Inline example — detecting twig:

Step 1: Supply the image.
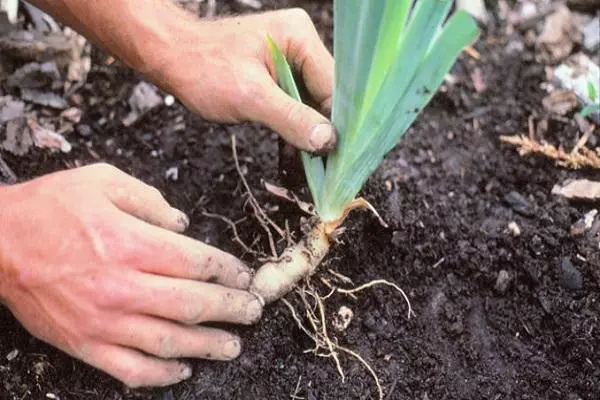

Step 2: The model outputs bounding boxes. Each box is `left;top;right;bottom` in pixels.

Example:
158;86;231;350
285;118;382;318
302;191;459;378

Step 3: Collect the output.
327;269;355;285
290;376;304;400
201;211;259;256
337;279;414;319
571;125;595;155
205;0;216;17
0;153;17;184
231;134;286;258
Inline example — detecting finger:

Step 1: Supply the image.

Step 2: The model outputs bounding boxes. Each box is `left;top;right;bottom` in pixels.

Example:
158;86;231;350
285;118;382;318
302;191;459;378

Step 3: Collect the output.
106;172;189;233
132;272;263;326
253;78;336;155
133;219;252;289
286;24;334;110
108;314;242;361
82;342;191;388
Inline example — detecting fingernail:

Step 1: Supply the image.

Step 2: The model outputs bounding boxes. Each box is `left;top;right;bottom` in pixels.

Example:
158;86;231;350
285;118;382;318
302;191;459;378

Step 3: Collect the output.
180;364;192;380
174;208;190;230
309;124;336;154
236;270;251;289
222;339;242;359
245;298;263;323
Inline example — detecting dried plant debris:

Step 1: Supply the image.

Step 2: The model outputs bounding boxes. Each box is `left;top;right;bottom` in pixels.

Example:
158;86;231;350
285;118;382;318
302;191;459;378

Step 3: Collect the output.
0;30;72;62
20;88;68;109
122;81;163;126
570;209;598;237
5;61;62;89
542;89;578;115
1;118;33;156
500;135;600;169
552;179;600;201
27;120;72;153
553;53;600;123
0;96;25;123
538;5;582;63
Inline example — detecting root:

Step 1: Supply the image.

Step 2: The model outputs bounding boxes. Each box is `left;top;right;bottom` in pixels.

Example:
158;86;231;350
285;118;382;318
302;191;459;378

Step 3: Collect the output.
250;223;330;304
282;277;415;400
201;211;261;257
337;279;415;319
231;134;285;258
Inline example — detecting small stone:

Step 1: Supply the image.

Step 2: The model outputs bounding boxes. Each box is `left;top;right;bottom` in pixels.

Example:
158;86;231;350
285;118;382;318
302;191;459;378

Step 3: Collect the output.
559;258;582;290
164;95;175;106
332;306;354;332
6;349;18;361
583;17;600;52
495;270;511;293
507;221;521;237
570;209;597;237
165;166;179;181
504;191;534;216
76;124;93;137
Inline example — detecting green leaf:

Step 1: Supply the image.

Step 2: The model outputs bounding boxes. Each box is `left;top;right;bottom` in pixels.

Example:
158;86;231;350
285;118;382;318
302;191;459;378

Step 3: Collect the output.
580;104;600;118
266;35;325;212
320;1;479;221
588;80;598;102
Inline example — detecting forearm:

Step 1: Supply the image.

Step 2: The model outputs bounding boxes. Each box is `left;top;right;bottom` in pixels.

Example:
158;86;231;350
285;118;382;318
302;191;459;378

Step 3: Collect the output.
28;0;198;78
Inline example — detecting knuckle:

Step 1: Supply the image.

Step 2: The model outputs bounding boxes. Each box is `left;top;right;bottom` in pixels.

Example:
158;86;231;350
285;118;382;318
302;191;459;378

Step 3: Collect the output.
283;101;309;129
88;162;122;178
181;301;208;325
286;8;312;26
156;334;178;358
147;185;166;204
237;77;267;108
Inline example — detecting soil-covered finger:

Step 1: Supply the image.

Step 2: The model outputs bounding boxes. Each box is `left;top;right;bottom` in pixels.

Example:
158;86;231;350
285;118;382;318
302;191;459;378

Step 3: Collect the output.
132;273;263;325
106;315;242;361
81;342;191;388
136;222;252;289
106;171;189;233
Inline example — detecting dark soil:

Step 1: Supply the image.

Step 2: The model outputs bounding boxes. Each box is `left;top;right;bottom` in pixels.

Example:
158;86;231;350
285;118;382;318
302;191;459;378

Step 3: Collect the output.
1;1;599;399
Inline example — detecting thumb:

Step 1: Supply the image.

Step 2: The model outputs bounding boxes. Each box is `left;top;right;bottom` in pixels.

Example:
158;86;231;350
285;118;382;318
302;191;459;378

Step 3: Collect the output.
253;81;337;155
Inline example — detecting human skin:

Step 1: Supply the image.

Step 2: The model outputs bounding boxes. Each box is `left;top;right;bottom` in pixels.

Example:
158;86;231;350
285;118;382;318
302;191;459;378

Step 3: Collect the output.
0;0;334;389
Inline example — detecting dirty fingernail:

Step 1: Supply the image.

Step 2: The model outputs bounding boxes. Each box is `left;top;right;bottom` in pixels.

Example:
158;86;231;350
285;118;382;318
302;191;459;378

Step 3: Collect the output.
174;208;190;230
236;270;251;289
222;339;242;359
179;364;192;380
309;124;336;153
245;298;263;323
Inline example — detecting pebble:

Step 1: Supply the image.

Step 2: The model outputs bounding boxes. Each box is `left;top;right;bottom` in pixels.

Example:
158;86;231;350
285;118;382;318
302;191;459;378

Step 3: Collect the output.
5;349;18;361
570;209;597;237
507;221;521;236
165;166;179;182
494;270;511;293
504;191;534;216
76;124;93;137
583;17;600;52
559;258;582;291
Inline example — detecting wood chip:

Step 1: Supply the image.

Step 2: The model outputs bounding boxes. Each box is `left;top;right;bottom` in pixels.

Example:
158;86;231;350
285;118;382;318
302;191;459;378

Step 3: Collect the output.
552;179;600;201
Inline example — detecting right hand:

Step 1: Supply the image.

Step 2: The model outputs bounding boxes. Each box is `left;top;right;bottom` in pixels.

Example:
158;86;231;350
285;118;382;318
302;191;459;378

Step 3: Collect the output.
0;163;262;388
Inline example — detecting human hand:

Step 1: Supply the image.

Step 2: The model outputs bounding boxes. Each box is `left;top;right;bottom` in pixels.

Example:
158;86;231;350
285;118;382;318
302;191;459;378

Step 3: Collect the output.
0;163;262;388
154;8;336;154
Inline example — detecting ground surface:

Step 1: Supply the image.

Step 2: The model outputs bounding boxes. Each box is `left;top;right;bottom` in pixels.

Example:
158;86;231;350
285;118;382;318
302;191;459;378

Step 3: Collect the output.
1;1;599;399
